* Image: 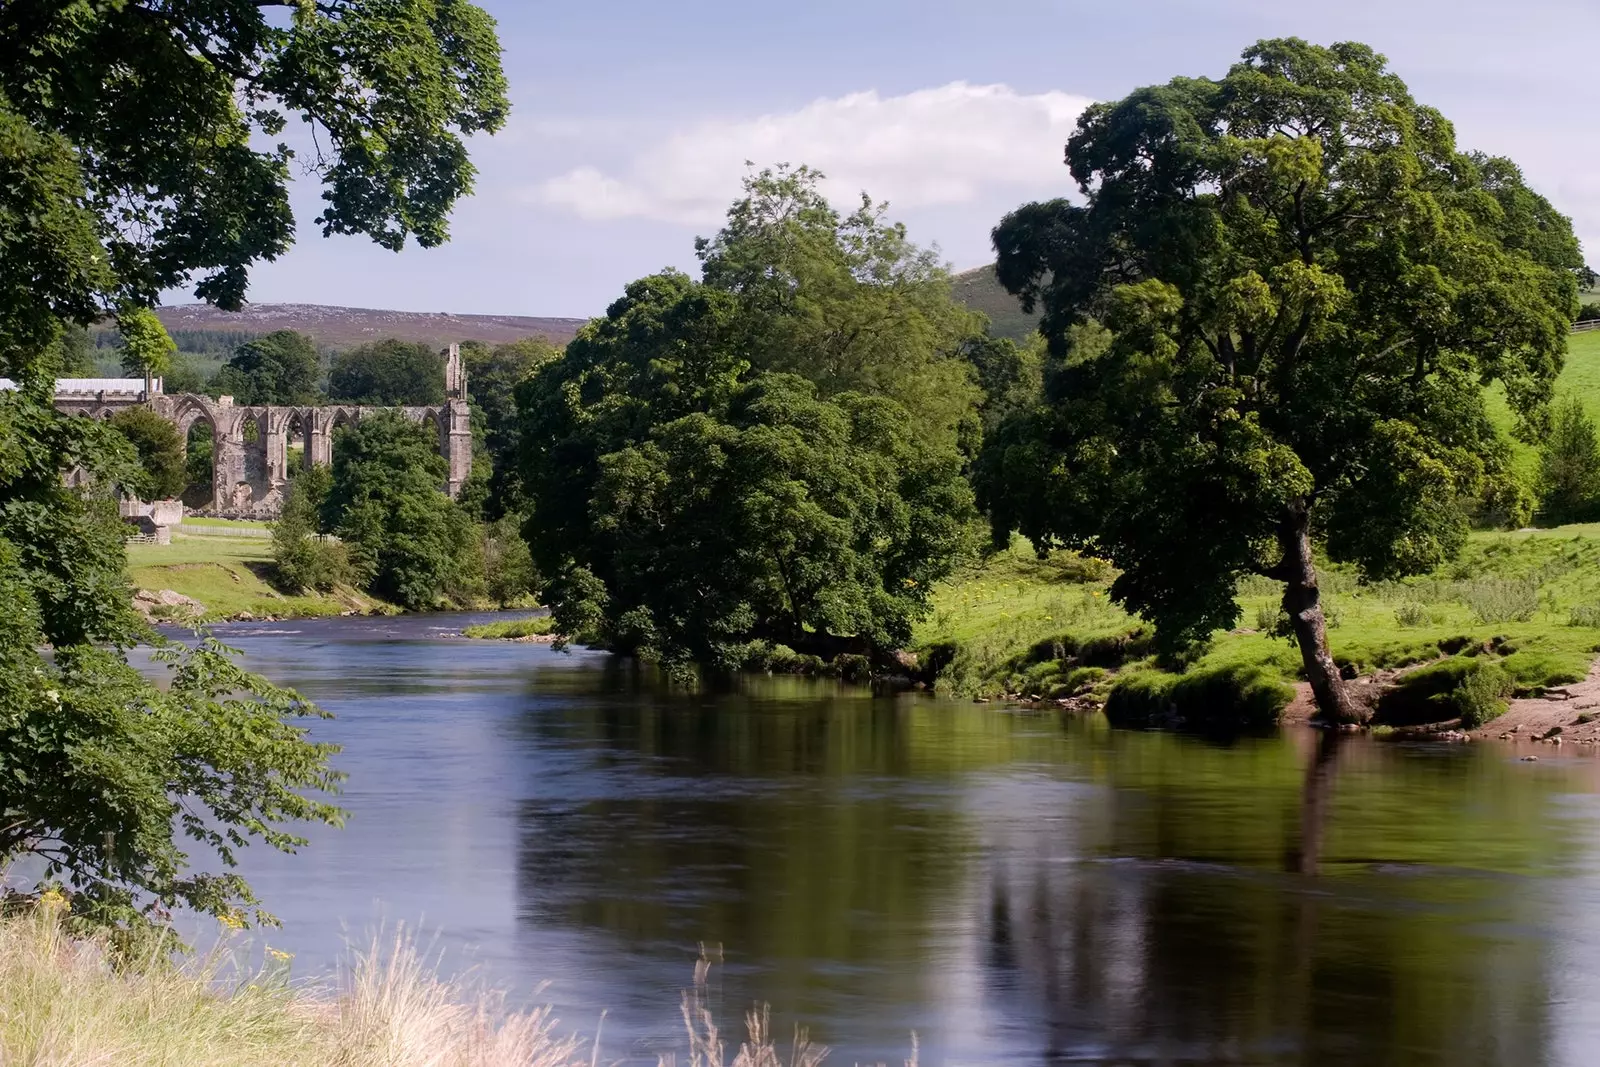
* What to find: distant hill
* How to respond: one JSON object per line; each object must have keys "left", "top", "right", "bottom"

{"left": 153, "top": 303, "right": 589, "bottom": 349}
{"left": 950, "top": 266, "right": 1040, "bottom": 344}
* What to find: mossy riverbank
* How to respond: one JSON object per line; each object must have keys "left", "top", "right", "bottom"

{"left": 911, "top": 526, "right": 1600, "bottom": 729}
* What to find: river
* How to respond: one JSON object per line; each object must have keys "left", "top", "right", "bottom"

{"left": 163, "top": 612, "right": 1600, "bottom": 1065}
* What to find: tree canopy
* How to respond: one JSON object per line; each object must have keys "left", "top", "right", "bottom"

{"left": 109, "top": 407, "right": 187, "bottom": 501}
{"left": 0, "top": 0, "right": 507, "bottom": 934}
{"left": 327, "top": 339, "right": 446, "bottom": 406}
{"left": 978, "top": 38, "right": 1583, "bottom": 721}
{"left": 212, "top": 330, "right": 322, "bottom": 405}
{"left": 518, "top": 174, "right": 983, "bottom": 673}
{"left": 322, "top": 411, "right": 473, "bottom": 610}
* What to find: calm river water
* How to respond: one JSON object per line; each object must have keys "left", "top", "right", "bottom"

{"left": 161, "top": 613, "right": 1600, "bottom": 1065}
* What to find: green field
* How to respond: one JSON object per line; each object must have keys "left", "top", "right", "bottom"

{"left": 127, "top": 535, "right": 389, "bottom": 621}
{"left": 914, "top": 525, "right": 1600, "bottom": 701}
{"left": 178, "top": 516, "right": 270, "bottom": 530}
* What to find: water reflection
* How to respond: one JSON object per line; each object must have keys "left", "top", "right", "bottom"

{"left": 188, "top": 616, "right": 1600, "bottom": 1065}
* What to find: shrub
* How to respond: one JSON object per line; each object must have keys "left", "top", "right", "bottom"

{"left": 1570, "top": 605, "right": 1600, "bottom": 628}
{"left": 108, "top": 407, "right": 186, "bottom": 500}
{"left": 1538, "top": 396, "right": 1600, "bottom": 524}
{"left": 273, "top": 536, "right": 354, "bottom": 594}
{"left": 1377, "top": 657, "right": 1512, "bottom": 726}
{"left": 1454, "top": 662, "right": 1514, "bottom": 728}
{"left": 1458, "top": 577, "right": 1539, "bottom": 624}
{"left": 271, "top": 467, "right": 353, "bottom": 593}
{"left": 1393, "top": 602, "right": 1432, "bottom": 628}
{"left": 481, "top": 515, "right": 538, "bottom": 606}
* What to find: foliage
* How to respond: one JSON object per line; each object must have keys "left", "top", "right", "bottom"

{"left": 462, "top": 614, "right": 557, "bottom": 640}
{"left": 328, "top": 340, "right": 446, "bottom": 406}
{"left": 212, "top": 330, "right": 322, "bottom": 406}
{"left": 518, "top": 275, "right": 974, "bottom": 671}
{"left": 48, "top": 326, "right": 94, "bottom": 376}
{"left": 116, "top": 308, "right": 176, "bottom": 383}
{"left": 0, "top": 0, "right": 506, "bottom": 935}
{"left": 323, "top": 412, "right": 469, "bottom": 610}
{"left": 695, "top": 165, "right": 987, "bottom": 448}
{"left": 961, "top": 333, "right": 1044, "bottom": 438}
{"left": 1458, "top": 576, "right": 1540, "bottom": 623}
{"left": 109, "top": 407, "right": 187, "bottom": 501}
{"left": 462, "top": 337, "right": 561, "bottom": 514}
{"left": 481, "top": 514, "right": 539, "bottom": 605}
{"left": 271, "top": 466, "right": 351, "bottom": 594}
{"left": 1537, "top": 397, "right": 1600, "bottom": 524}
{"left": 518, "top": 174, "right": 985, "bottom": 672}
{"left": 1377, "top": 657, "right": 1513, "bottom": 726}
{"left": 182, "top": 423, "right": 215, "bottom": 505}
{"left": 979, "top": 38, "right": 1582, "bottom": 720}
{"left": 0, "top": 0, "right": 507, "bottom": 311}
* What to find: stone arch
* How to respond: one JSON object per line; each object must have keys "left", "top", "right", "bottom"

{"left": 176, "top": 405, "right": 219, "bottom": 512}
{"left": 284, "top": 408, "right": 314, "bottom": 474}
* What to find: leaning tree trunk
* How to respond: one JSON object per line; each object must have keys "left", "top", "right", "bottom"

{"left": 1278, "top": 505, "right": 1363, "bottom": 724}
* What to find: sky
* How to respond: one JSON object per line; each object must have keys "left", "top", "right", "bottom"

{"left": 226, "top": 0, "right": 1600, "bottom": 319}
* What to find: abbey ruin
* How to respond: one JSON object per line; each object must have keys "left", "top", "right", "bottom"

{"left": 45, "top": 344, "right": 472, "bottom": 520}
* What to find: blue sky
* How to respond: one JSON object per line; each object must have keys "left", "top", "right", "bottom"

{"left": 231, "top": 0, "right": 1600, "bottom": 318}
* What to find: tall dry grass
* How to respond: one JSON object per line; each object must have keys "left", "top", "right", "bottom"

{"left": 0, "top": 912, "right": 918, "bottom": 1067}
{"left": 0, "top": 907, "right": 587, "bottom": 1067}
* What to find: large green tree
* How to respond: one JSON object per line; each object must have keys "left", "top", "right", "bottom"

{"left": 979, "top": 39, "right": 1582, "bottom": 722}
{"left": 518, "top": 269, "right": 975, "bottom": 674}
{"left": 698, "top": 166, "right": 986, "bottom": 448}
{"left": 322, "top": 411, "right": 474, "bottom": 610}
{"left": 0, "top": 0, "right": 506, "bottom": 933}
{"left": 211, "top": 329, "right": 322, "bottom": 405}
{"left": 461, "top": 336, "right": 561, "bottom": 514}
{"left": 108, "top": 407, "right": 187, "bottom": 501}
{"left": 327, "top": 339, "right": 446, "bottom": 405}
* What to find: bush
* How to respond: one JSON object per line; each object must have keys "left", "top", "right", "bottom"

{"left": 273, "top": 536, "right": 354, "bottom": 594}
{"left": 271, "top": 466, "right": 353, "bottom": 593}
{"left": 1570, "top": 605, "right": 1600, "bottom": 628}
{"left": 1454, "top": 661, "right": 1514, "bottom": 728}
{"left": 481, "top": 515, "right": 538, "bottom": 606}
{"left": 1377, "top": 657, "right": 1513, "bottom": 726}
{"left": 1458, "top": 577, "right": 1539, "bottom": 624}
{"left": 1394, "top": 602, "right": 1432, "bottom": 628}
{"left": 1538, "top": 396, "right": 1600, "bottom": 524}
{"left": 108, "top": 407, "right": 186, "bottom": 500}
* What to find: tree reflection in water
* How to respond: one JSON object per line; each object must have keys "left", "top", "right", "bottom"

{"left": 511, "top": 670, "right": 1581, "bottom": 1065}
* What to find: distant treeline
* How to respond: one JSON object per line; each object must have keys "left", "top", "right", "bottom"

{"left": 91, "top": 327, "right": 267, "bottom": 359}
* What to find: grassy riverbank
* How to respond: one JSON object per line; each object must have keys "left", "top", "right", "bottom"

{"left": 127, "top": 534, "right": 392, "bottom": 622}
{"left": 461, "top": 614, "right": 555, "bottom": 639}
{"left": 0, "top": 909, "right": 589, "bottom": 1067}
{"left": 913, "top": 526, "right": 1600, "bottom": 704}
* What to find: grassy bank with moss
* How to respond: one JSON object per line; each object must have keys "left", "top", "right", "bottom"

{"left": 461, "top": 614, "right": 555, "bottom": 640}
{"left": 127, "top": 533, "right": 393, "bottom": 622}
{"left": 912, "top": 526, "right": 1600, "bottom": 727}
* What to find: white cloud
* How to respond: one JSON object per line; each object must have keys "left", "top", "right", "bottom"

{"left": 532, "top": 82, "right": 1093, "bottom": 225}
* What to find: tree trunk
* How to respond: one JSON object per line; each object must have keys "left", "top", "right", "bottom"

{"left": 1279, "top": 506, "right": 1363, "bottom": 724}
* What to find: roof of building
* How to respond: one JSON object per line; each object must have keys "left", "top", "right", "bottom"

{"left": 0, "top": 378, "right": 160, "bottom": 395}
